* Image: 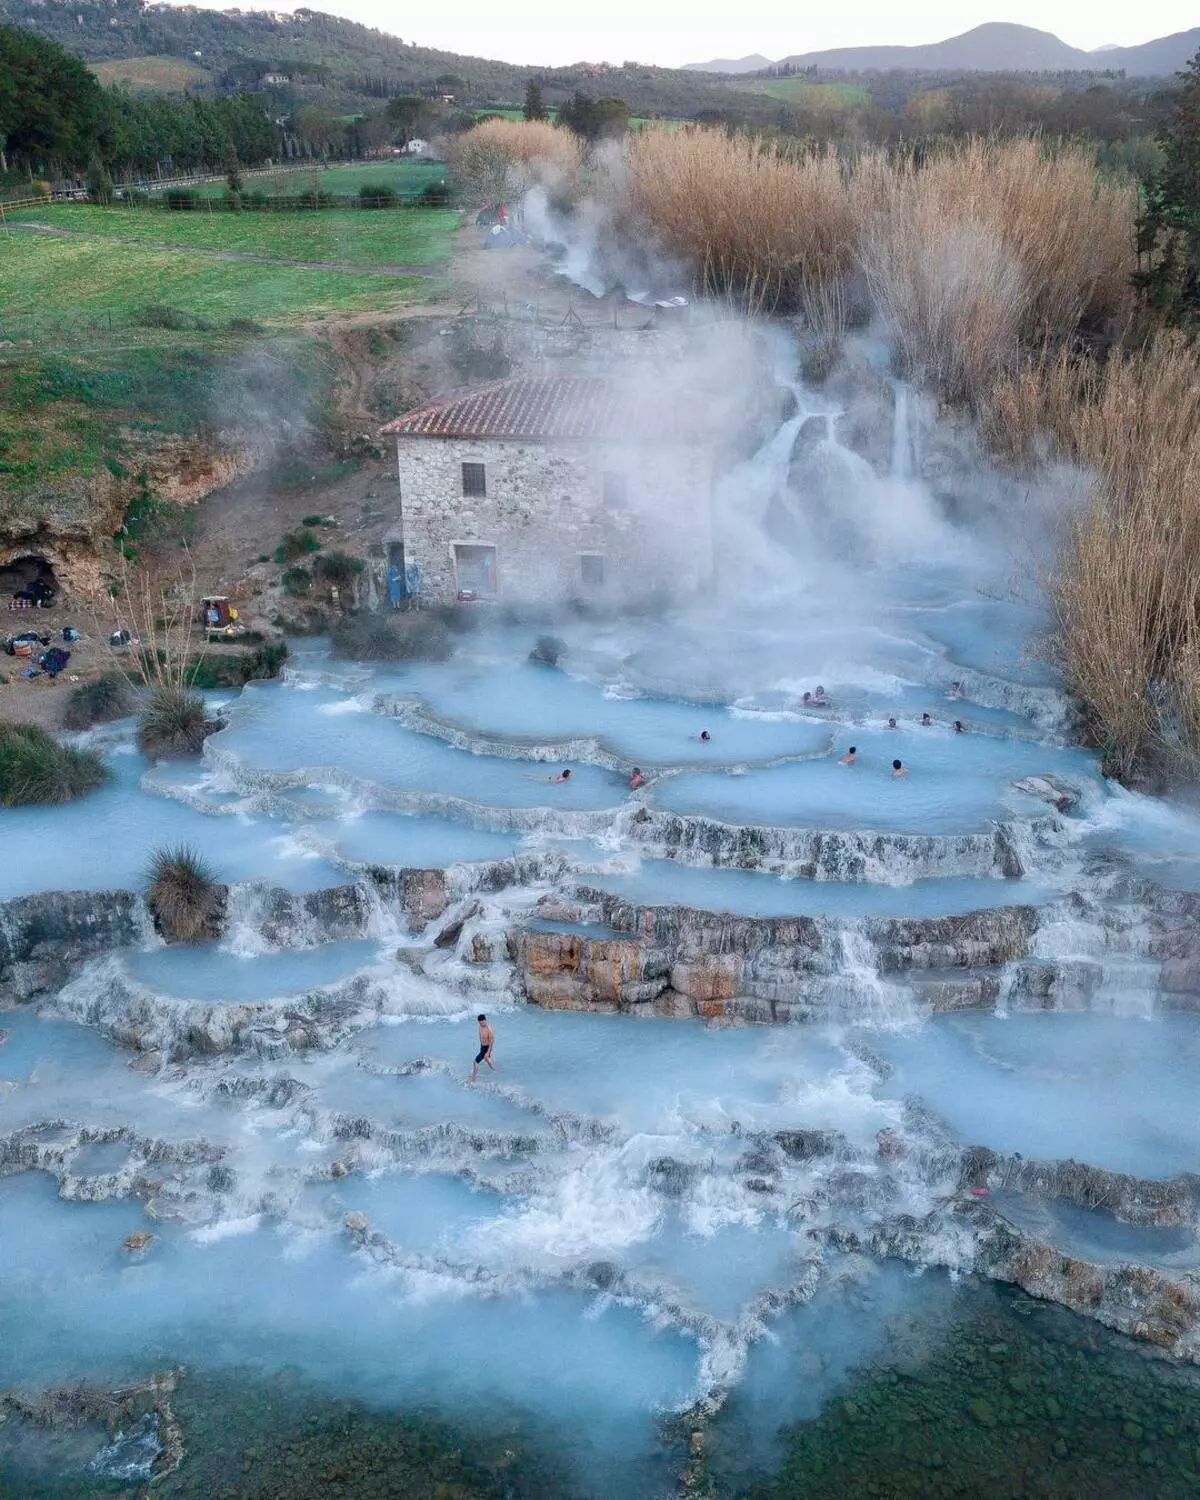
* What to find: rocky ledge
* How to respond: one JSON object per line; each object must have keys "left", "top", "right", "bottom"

{"left": 504, "top": 894, "right": 1042, "bottom": 1021}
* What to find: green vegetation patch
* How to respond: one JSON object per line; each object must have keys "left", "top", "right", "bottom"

{"left": 0, "top": 237, "right": 430, "bottom": 326}
{"left": 732, "top": 78, "right": 869, "bottom": 111}
{"left": 191, "top": 161, "right": 451, "bottom": 199}
{"left": 89, "top": 55, "right": 214, "bottom": 92}
{"left": 0, "top": 723, "right": 109, "bottom": 806}
{"left": 9, "top": 204, "right": 459, "bottom": 269}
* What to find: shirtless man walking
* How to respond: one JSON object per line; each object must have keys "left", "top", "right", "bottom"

{"left": 471, "top": 1014, "right": 495, "bottom": 1080}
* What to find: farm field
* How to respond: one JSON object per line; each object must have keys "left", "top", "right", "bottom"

{"left": 0, "top": 235, "right": 430, "bottom": 326}
{"left": 188, "top": 161, "right": 450, "bottom": 198}
{"left": 732, "top": 77, "right": 869, "bottom": 110}
{"left": 89, "top": 55, "right": 214, "bottom": 91}
{"left": 6, "top": 204, "right": 461, "bottom": 268}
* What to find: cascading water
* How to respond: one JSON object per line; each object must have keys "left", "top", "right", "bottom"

{"left": 7, "top": 356, "right": 1200, "bottom": 1497}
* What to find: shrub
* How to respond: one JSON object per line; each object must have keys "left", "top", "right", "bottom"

{"left": 230, "top": 317, "right": 265, "bottom": 335}
{"left": 138, "top": 305, "right": 214, "bottom": 332}
{"left": 273, "top": 528, "right": 322, "bottom": 564}
{"left": 312, "top": 551, "right": 364, "bottom": 589}
{"left": 146, "top": 845, "right": 223, "bottom": 942}
{"left": 186, "top": 643, "right": 288, "bottom": 689}
{"left": 444, "top": 117, "right": 583, "bottom": 203}
{"left": 137, "top": 685, "right": 213, "bottom": 758}
{"left": 418, "top": 179, "right": 453, "bottom": 206}
{"left": 165, "top": 189, "right": 198, "bottom": 211}
{"left": 301, "top": 513, "right": 334, "bottom": 527}
{"left": 358, "top": 183, "right": 398, "bottom": 208}
{"left": 62, "top": 673, "right": 133, "bottom": 731}
{"left": 0, "top": 723, "right": 109, "bottom": 806}
{"left": 330, "top": 613, "right": 454, "bottom": 662}
{"left": 281, "top": 565, "right": 312, "bottom": 596}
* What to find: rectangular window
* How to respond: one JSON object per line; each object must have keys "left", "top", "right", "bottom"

{"left": 461, "top": 462, "right": 486, "bottom": 498}
{"left": 580, "top": 553, "right": 605, "bottom": 589}
{"left": 454, "top": 543, "right": 497, "bottom": 598}
{"left": 601, "top": 472, "right": 627, "bottom": 508}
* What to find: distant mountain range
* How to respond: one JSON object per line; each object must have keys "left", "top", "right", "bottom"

{"left": 687, "top": 22, "right": 1200, "bottom": 77}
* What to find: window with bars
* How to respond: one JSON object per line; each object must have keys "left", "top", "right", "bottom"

{"left": 461, "top": 462, "right": 486, "bottom": 497}
{"left": 580, "top": 553, "right": 605, "bottom": 589}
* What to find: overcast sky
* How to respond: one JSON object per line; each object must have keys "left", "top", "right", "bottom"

{"left": 169, "top": 0, "right": 1198, "bottom": 67}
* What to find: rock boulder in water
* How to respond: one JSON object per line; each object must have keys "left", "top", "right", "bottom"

{"left": 1012, "top": 774, "right": 1081, "bottom": 812}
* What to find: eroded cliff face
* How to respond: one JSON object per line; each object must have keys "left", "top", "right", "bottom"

{"left": 0, "top": 433, "right": 249, "bottom": 597}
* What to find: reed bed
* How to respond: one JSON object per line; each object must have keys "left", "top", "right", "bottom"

{"left": 999, "top": 335, "right": 1200, "bottom": 776}
{"left": 622, "top": 129, "right": 857, "bottom": 316}
{"left": 619, "top": 130, "right": 1137, "bottom": 399}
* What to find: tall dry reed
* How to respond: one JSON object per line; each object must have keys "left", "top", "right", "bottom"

{"left": 858, "top": 139, "right": 1136, "bottom": 405}
{"left": 621, "top": 129, "right": 858, "bottom": 316}
{"left": 1027, "top": 335, "right": 1200, "bottom": 776}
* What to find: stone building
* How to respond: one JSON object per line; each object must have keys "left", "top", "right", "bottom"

{"left": 379, "top": 373, "right": 718, "bottom": 605}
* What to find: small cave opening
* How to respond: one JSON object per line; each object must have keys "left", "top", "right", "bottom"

{"left": 0, "top": 556, "right": 60, "bottom": 610}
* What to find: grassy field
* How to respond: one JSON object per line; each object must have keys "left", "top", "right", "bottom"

{"left": 90, "top": 55, "right": 214, "bottom": 92}
{"left": 732, "top": 78, "right": 868, "bottom": 111}
{"left": 0, "top": 235, "right": 431, "bottom": 325}
{"left": 8, "top": 204, "right": 460, "bottom": 268}
{"left": 189, "top": 161, "right": 450, "bottom": 199}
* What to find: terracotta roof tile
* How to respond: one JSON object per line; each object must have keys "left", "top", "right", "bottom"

{"left": 380, "top": 374, "right": 696, "bottom": 441}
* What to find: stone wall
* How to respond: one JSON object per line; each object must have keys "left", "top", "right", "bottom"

{"left": 390, "top": 436, "right": 715, "bottom": 604}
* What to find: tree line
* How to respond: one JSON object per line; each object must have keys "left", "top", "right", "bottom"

{"left": 0, "top": 24, "right": 275, "bottom": 179}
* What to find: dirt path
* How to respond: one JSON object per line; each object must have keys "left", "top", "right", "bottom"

{"left": 3, "top": 220, "right": 439, "bottom": 277}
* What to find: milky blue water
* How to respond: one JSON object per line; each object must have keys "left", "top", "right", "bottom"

{"left": 583, "top": 860, "right": 1052, "bottom": 917}
{"left": 877, "top": 1011, "right": 1200, "bottom": 1177}
{"left": 125, "top": 939, "right": 384, "bottom": 1003}
{"left": 654, "top": 725, "right": 1098, "bottom": 833}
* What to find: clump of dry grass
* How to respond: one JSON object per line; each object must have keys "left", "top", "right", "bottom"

{"left": 858, "top": 139, "right": 1136, "bottom": 405}
{"left": 444, "top": 118, "right": 583, "bottom": 204}
{"left": 622, "top": 129, "right": 858, "bottom": 316}
{"left": 146, "top": 845, "right": 224, "bottom": 943}
{"left": 1027, "top": 335, "right": 1200, "bottom": 778}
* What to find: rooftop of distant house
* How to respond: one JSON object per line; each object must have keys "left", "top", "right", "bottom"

{"left": 380, "top": 373, "right": 706, "bottom": 443}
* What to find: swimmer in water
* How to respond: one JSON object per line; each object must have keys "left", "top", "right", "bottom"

{"left": 802, "top": 692, "right": 812, "bottom": 705}
{"left": 629, "top": 767, "right": 646, "bottom": 790}
{"left": 839, "top": 746, "right": 857, "bottom": 765}
{"left": 953, "top": 720, "right": 965, "bottom": 734}
{"left": 892, "top": 759, "right": 908, "bottom": 777}
{"left": 949, "top": 681, "right": 964, "bottom": 699}
{"left": 524, "top": 767, "right": 572, "bottom": 783}
{"left": 813, "top": 685, "right": 828, "bottom": 704}
{"left": 920, "top": 712, "right": 933, "bottom": 726}
{"left": 887, "top": 716, "right": 898, "bottom": 729}
{"left": 697, "top": 730, "right": 712, "bottom": 742}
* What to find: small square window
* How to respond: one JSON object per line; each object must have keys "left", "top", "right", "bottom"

{"left": 601, "top": 472, "right": 627, "bottom": 507}
{"left": 580, "top": 553, "right": 605, "bottom": 589}
{"left": 461, "top": 462, "right": 486, "bottom": 497}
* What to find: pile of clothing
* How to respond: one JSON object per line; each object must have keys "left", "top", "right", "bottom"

{"left": 38, "top": 647, "right": 70, "bottom": 679}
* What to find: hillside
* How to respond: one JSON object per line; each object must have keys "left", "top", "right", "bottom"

{"left": 0, "top": 0, "right": 772, "bottom": 118}
{"left": 696, "top": 21, "right": 1200, "bottom": 77}
{"left": 684, "top": 54, "right": 772, "bottom": 75}
{"left": 773, "top": 22, "right": 1200, "bottom": 76}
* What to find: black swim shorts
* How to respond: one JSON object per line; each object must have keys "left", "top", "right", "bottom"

{"left": 475, "top": 1046, "right": 490, "bottom": 1064}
